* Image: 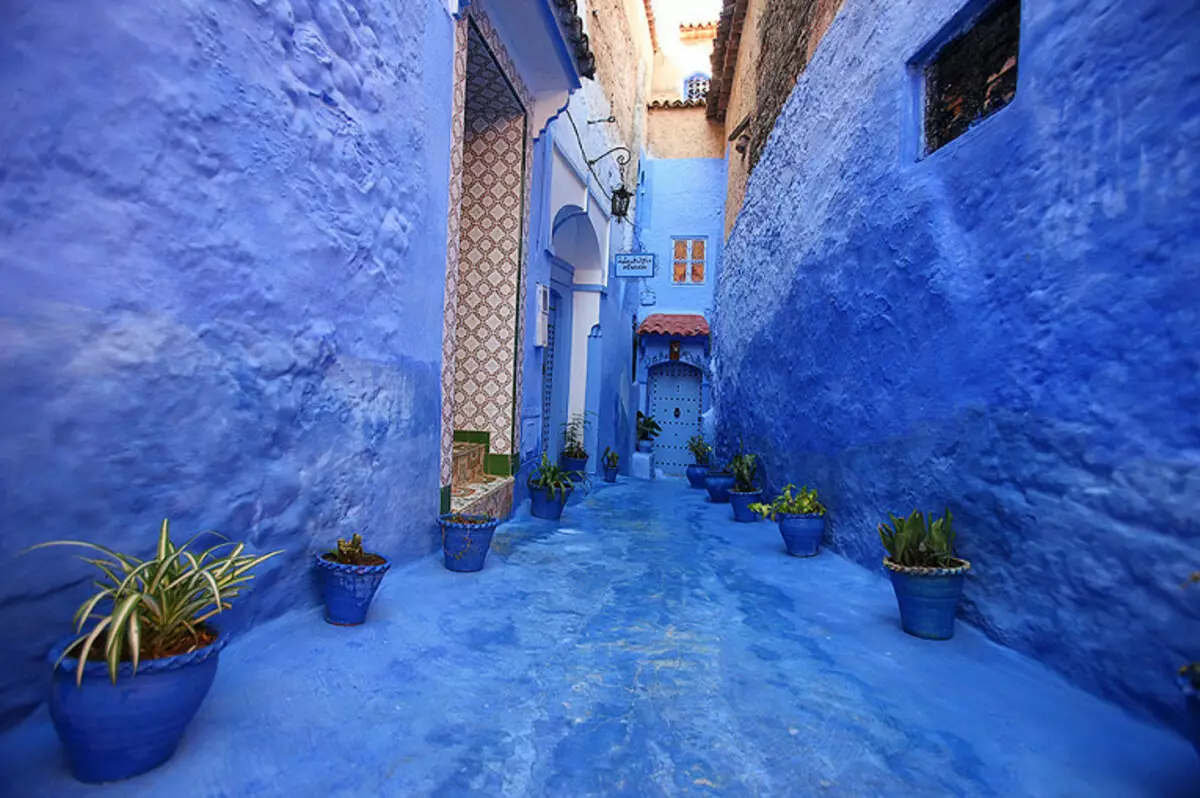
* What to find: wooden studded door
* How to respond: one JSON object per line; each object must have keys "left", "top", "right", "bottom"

{"left": 648, "top": 362, "right": 703, "bottom": 474}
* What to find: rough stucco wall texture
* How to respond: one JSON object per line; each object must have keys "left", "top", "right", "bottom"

{"left": 647, "top": 107, "right": 725, "bottom": 160}
{"left": 0, "top": 0, "right": 451, "bottom": 729}
{"left": 714, "top": 0, "right": 1200, "bottom": 732}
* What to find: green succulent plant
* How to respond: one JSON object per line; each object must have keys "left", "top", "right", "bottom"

{"left": 334, "top": 533, "right": 364, "bottom": 562}
{"left": 528, "top": 452, "right": 575, "bottom": 501}
{"left": 686, "top": 434, "right": 712, "bottom": 464}
{"left": 749, "top": 484, "right": 826, "bottom": 521}
{"left": 603, "top": 447, "right": 619, "bottom": 469}
{"left": 877, "top": 508, "right": 961, "bottom": 568}
{"left": 729, "top": 451, "right": 759, "bottom": 492}
{"left": 24, "top": 519, "right": 282, "bottom": 686}
{"left": 636, "top": 411, "right": 662, "bottom": 442}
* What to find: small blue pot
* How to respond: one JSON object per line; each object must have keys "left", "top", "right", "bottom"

{"left": 705, "top": 471, "right": 734, "bottom": 503}
{"left": 778, "top": 514, "right": 825, "bottom": 557}
{"left": 439, "top": 513, "right": 499, "bottom": 573}
{"left": 636, "top": 440, "right": 653, "bottom": 453}
{"left": 315, "top": 553, "right": 391, "bottom": 626}
{"left": 560, "top": 455, "right": 588, "bottom": 475}
{"left": 603, "top": 466, "right": 618, "bottom": 483}
{"left": 885, "top": 559, "right": 971, "bottom": 640}
{"left": 729, "top": 489, "right": 762, "bottom": 522}
{"left": 685, "top": 464, "right": 708, "bottom": 488}
{"left": 48, "top": 633, "right": 227, "bottom": 783}
{"left": 530, "top": 486, "right": 571, "bottom": 520}
{"left": 1182, "top": 681, "right": 1200, "bottom": 760}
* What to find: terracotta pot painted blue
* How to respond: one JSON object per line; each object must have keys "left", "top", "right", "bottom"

{"left": 439, "top": 513, "right": 498, "bottom": 573}
{"left": 636, "top": 440, "right": 653, "bottom": 453}
{"left": 48, "top": 632, "right": 227, "bottom": 783}
{"left": 315, "top": 553, "right": 391, "bottom": 626}
{"left": 1183, "top": 681, "right": 1200, "bottom": 759}
{"left": 685, "top": 463, "right": 708, "bottom": 488}
{"left": 885, "top": 558, "right": 971, "bottom": 640}
{"left": 603, "top": 466, "right": 618, "bottom": 483}
{"left": 729, "top": 489, "right": 762, "bottom": 522}
{"left": 778, "top": 514, "right": 826, "bottom": 557}
{"left": 530, "top": 486, "right": 571, "bottom": 520}
{"left": 705, "top": 471, "right": 734, "bottom": 503}
{"left": 560, "top": 455, "right": 588, "bottom": 475}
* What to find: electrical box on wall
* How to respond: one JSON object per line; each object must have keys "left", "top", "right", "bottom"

{"left": 535, "top": 284, "right": 550, "bottom": 348}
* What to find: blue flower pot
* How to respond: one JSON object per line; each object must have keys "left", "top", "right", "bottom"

{"left": 636, "top": 440, "right": 653, "bottom": 453}
{"left": 530, "top": 486, "right": 571, "bottom": 520}
{"left": 560, "top": 455, "right": 588, "bottom": 475}
{"left": 778, "top": 514, "right": 825, "bottom": 557}
{"left": 729, "top": 489, "right": 762, "bottom": 522}
{"left": 603, "top": 466, "right": 618, "bottom": 483}
{"left": 686, "top": 463, "right": 708, "bottom": 488}
{"left": 315, "top": 553, "right": 391, "bottom": 626}
{"left": 439, "top": 513, "right": 499, "bottom": 573}
{"left": 705, "top": 471, "right": 734, "bottom": 503}
{"left": 885, "top": 559, "right": 971, "bottom": 640}
{"left": 48, "top": 633, "right": 227, "bottom": 783}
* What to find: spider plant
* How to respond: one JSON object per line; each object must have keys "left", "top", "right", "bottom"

{"left": 528, "top": 453, "right": 575, "bottom": 500}
{"left": 25, "top": 519, "right": 282, "bottom": 686}
{"left": 878, "top": 509, "right": 961, "bottom": 568}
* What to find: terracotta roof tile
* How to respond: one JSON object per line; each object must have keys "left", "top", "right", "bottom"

{"left": 638, "top": 314, "right": 711, "bottom": 337}
{"left": 648, "top": 98, "right": 707, "bottom": 109}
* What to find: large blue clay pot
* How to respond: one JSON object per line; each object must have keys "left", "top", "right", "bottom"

{"left": 885, "top": 559, "right": 971, "bottom": 640}
{"left": 729, "top": 489, "right": 763, "bottom": 522}
{"left": 48, "top": 633, "right": 227, "bottom": 783}
{"left": 439, "top": 513, "right": 499, "bottom": 573}
{"left": 778, "top": 514, "right": 826, "bottom": 557}
{"left": 530, "top": 486, "right": 571, "bottom": 520}
{"left": 560, "top": 455, "right": 588, "bottom": 475}
{"left": 686, "top": 463, "right": 708, "bottom": 488}
{"left": 705, "top": 470, "right": 734, "bottom": 503}
{"left": 1183, "top": 681, "right": 1200, "bottom": 759}
{"left": 603, "top": 466, "right": 618, "bottom": 483}
{"left": 315, "top": 553, "right": 391, "bottom": 626}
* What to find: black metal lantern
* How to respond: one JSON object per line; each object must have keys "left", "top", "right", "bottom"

{"left": 611, "top": 185, "right": 633, "bottom": 220}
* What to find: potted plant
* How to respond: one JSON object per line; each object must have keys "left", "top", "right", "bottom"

{"left": 438, "top": 512, "right": 499, "bottom": 573}
{"left": 878, "top": 509, "right": 970, "bottom": 640}
{"left": 705, "top": 459, "right": 735, "bottom": 503}
{"left": 1180, "top": 573, "right": 1200, "bottom": 758}
{"left": 24, "top": 520, "right": 281, "bottom": 783}
{"left": 727, "top": 450, "right": 763, "bottom": 522}
{"left": 315, "top": 533, "right": 390, "bottom": 626}
{"left": 749, "top": 484, "right": 827, "bottom": 557}
{"left": 529, "top": 453, "right": 574, "bottom": 520}
{"left": 560, "top": 412, "right": 590, "bottom": 474}
{"left": 636, "top": 411, "right": 661, "bottom": 453}
{"left": 685, "top": 434, "right": 712, "bottom": 489}
{"left": 602, "top": 447, "right": 619, "bottom": 483}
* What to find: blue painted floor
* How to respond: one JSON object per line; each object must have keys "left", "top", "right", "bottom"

{"left": 2, "top": 479, "right": 1196, "bottom": 797}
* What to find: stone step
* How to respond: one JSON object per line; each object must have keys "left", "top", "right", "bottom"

{"left": 451, "top": 441, "right": 486, "bottom": 485}
{"left": 450, "top": 475, "right": 513, "bottom": 520}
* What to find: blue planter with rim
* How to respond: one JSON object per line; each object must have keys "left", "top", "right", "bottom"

{"left": 884, "top": 558, "right": 971, "bottom": 640}
{"left": 1182, "top": 680, "right": 1200, "bottom": 759}
{"left": 603, "top": 466, "right": 618, "bottom": 483}
{"left": 439, "top": 513, "right": 499, "bottom": 572}
{"left": 48, "top": 632, "right": 227, "bottom": 783}
{"left": 315, "top": 553, "right": 391, "bottom": 626}
{"left": 729, "top": 489, "right": 762, "bottom": 522}
{"left": 636, "top": 440, "right": 653, "bottom": 453}
{"left": 778, "top": 514, "right": 826, "bottom": 557}
{"left": 560, "top": 455, "right": 588, "bottom": 475}
{"left": 705, "top": 470, "right": 734, "bottom": 503}
{"left": 686, "top": 463, "right": 708, "bottom": 488}
{"left": 530, "top": 486, "right": 571, "bottom": 520}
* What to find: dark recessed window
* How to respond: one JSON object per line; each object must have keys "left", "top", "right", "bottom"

{"left": 924, "top": 0, "right": 1020, "bottom": 154}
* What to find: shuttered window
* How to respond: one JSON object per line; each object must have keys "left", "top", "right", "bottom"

{"left": 671, "top": 238, "right": 706, "bottom": 284}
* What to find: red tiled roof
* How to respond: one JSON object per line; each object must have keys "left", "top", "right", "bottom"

{"left": 648, "top": 98, "right": 707, "bottom": 109}
{"left": 638, "top": 314, "right": 711, "bottom": 337}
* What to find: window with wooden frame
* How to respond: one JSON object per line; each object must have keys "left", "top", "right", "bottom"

{"left": 671, "top": 238, "right": 706, "bottom": 284}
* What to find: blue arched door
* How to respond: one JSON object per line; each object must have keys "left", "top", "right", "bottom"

{"left": 648, "top": 362, "right": 703, "bottom": 474}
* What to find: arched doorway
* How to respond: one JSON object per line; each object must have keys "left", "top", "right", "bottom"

{"left": 647, "top": 362, "right": 703, "bottom": 474}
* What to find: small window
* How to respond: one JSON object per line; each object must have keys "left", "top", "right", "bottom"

{"left": 923, "top": 0, "right": 1019, "bottom": 155}
{"left": 671, "top": 238, "right": 706, "bottom": 284}
{"left": 684, "top": 74, "right": 710, "bottom": 102}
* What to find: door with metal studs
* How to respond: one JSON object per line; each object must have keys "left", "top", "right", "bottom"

{"left": 647, "top": 362, "right": 703, "bottom": 475}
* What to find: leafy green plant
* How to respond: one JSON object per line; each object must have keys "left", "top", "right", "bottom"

{"left": 636, "top": 411, "right": 661, "bottom": 442}
{"left": 528, "top": 452, "right": 575, "bottom": 501}
{"left": 749, "top": 484, "right": 826, "bottom": 521}
{"left": 562, "top": 412, "right": 591, "bottom": 459}
{"left": 729, "top": 451, "right": 759, "bottom": 492}
{"left": 602, "top": 447, "right": 619, "bottom": 469}
{"left": 24, "top": 520, "right": 282, "bottom": 686}
{"left": 877, "top": 509, "right": 961, "bottom": 568}
{"left": 686, "top": 434, "right": 712, "bottom": 465}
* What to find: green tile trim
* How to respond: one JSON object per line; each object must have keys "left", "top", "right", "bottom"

{"left": 453, "top": 430, "right": 490, "bottom": 448}
{"left": 440, "top": 485, "right": 451, "bottom": 515}
{"left": 485, "top": 453, "right": 516, "bottom": 477}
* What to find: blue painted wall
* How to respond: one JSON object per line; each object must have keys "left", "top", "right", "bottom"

{"left": 638, "top": 157, "right": 727, "bottom": 316}
{"left": 0, "top": 0, "right": 453, "bottom": 729}
{"left": 714, "top": 0, "right": 1199, "bottom": 732}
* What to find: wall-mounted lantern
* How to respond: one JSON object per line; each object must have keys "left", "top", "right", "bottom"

{"left": 611, "top": 185, "right": 633, "bottom": 220}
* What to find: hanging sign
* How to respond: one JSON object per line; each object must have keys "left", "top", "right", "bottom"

{"left": 614, "top": 253, "right": 656, "bottom": 278}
